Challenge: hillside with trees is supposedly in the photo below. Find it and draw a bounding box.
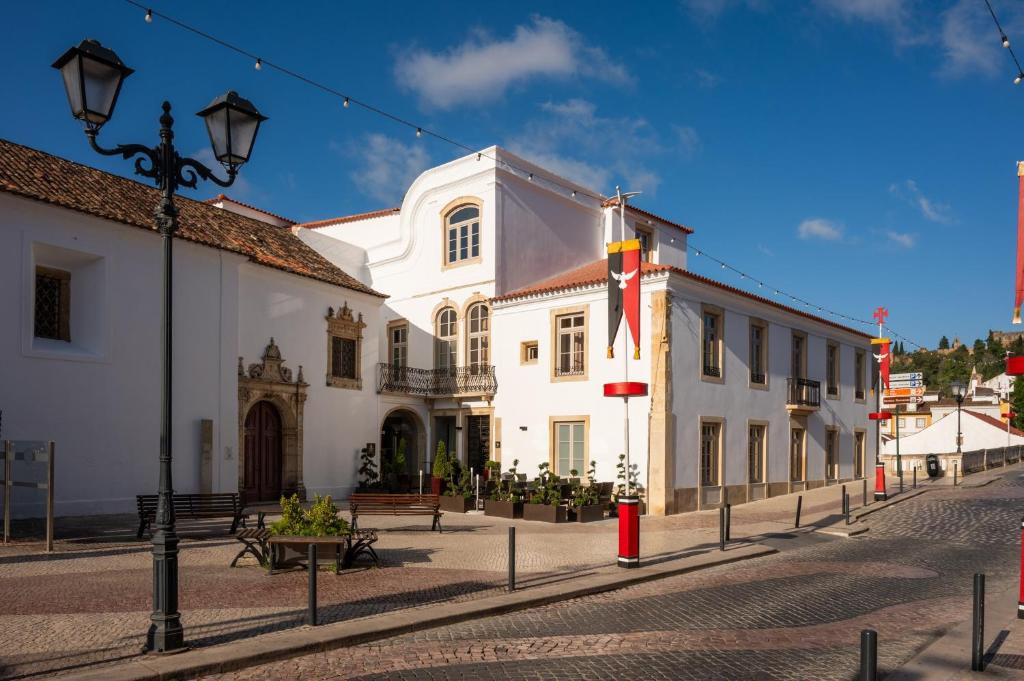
[889,331,1023,397]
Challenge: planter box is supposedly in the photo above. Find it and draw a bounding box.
[484,499,523,519]
[430,477,443,496]
[523,503,567,523]
[439,495,473,513]
[571,504,605,523]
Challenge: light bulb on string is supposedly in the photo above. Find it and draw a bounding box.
[571,190,577,198]
[416,128,423,138]
[528,173,534,181]
[255,58,262,71]
[1015,73,1023,85]
[145,8,153,22]
[1004,34,1011,48]
[343,97,350,108]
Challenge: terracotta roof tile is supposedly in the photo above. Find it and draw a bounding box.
[600,198,694,234]
[204,193,295,225]
[295,207,401,230]
[494,258,871,339]
[0,139,384,297]
[965,410,1024,437]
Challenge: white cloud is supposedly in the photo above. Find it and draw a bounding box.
[679,0,768,24]
[889,179,952,223]
[797,218,843,240]
[694,68,721,88]
[394,17,630,110]
[757,243,775,257]
[345,134,431,204]
[813,0,909,27]
[886,230,916,248]
[938,0,1004,78]
[506,98,671,194]
[674,125,702,158]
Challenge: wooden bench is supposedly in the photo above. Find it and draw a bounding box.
[136,492,247,539]
[348,493,443,532]
[266,530,380,574]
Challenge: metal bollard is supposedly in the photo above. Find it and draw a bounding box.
[845,493,851,526]
[795,495,803,529]
[863,479,868,507]
[899,470,904,494]
[973,573,985,671]
[841,484,846,514]
[954,461,958,487]
[307,544,318,626]
[508,527,516,592]
[725,503,731,542]
[860,629,878,681]
[719,505,726,551]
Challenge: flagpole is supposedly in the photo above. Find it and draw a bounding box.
[617,187,630,496]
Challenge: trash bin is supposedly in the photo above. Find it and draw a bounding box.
[926,453,941,478]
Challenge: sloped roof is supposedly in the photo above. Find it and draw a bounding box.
[494,258,871,339]
[965,410,1024,437]
[0,139,383,297]
[600,197,695,234]
[295,207,401,230]
[204,193,295,225]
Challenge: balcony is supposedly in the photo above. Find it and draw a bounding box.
[786,377,821,414]
[376,363,497,398]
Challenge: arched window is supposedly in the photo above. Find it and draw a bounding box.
[467,303,489,370]
[445,204,480,265]
[435,307,458,371]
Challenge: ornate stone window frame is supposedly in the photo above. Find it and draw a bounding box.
[326,302,366,390]
[238,338,308,500]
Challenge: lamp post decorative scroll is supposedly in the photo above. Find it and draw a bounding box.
[52,39,266,653]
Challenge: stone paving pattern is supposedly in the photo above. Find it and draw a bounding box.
[198,469,1024,680]
[0,470,1011,679]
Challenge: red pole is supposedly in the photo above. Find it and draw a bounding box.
[1019,515,1024,619]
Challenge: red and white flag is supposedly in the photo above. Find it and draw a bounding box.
[1014,161,1024,324]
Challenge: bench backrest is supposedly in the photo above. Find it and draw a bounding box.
[137,493,240,516]
[349,493,438,508]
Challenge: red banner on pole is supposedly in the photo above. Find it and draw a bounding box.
[607,239,642,359]
[1015,162,1024,324]
[874,341,891,390]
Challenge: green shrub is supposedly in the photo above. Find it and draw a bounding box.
[269,494,350,537]
[432,440,451,479]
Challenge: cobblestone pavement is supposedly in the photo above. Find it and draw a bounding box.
[200,469,1024,680]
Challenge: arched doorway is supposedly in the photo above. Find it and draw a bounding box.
[243,400,283,502]
[380,409,421,490]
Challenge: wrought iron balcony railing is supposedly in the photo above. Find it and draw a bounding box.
[376,363,497,397]
[786,377,821,408]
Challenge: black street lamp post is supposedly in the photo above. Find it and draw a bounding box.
[52,39,266,653]
[951,381,966,457]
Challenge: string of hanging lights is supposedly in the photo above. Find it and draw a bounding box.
[983,0,1024,84]
[126,0,928,350]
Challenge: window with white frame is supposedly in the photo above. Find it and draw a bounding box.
[635,227,653,262]
[700,421,721,486]
[702,308,723,378]
[389,323,408,368]
[34,266,70,342]
[915,418,926,429]
[326,302,365,390]
[467,303,489,370]
[435,307,457,371]
[445,204,480,265]
[790,427,805,481]
[826,429,839,479]
[792,332,806,379]
[826,342,840,397]
[554,420,586,477]
[750,321,767,385]
[748,424,766,484]
[556,312,585,376]
[855,350,866,400]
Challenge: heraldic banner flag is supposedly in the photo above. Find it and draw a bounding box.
[1015,161,1024,324]
[607,239,642,359]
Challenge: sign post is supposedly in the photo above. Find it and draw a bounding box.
[604,187,645,569]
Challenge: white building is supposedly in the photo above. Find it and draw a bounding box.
[0,138,876,517]
[881,409,1024,473]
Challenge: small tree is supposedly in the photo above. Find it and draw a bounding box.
[1011,377,1024,432]
[432,440,451,480]
[358,445,379,489]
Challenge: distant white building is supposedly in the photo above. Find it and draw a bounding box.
[881,409,1024,473]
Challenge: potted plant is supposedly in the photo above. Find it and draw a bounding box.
[610,454,645,517]
[569,461,604,523]
[485,459,524,519]
[483,459,501,482]
[439,466,475,513]
[431,440,450,496]
[268,494,351,568]
[523,462,567,523]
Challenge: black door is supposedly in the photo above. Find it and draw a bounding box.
[466,415,490,473]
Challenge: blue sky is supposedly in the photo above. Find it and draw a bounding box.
[2,0,1022,350]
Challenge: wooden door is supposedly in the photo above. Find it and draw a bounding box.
[243,401,282,502]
